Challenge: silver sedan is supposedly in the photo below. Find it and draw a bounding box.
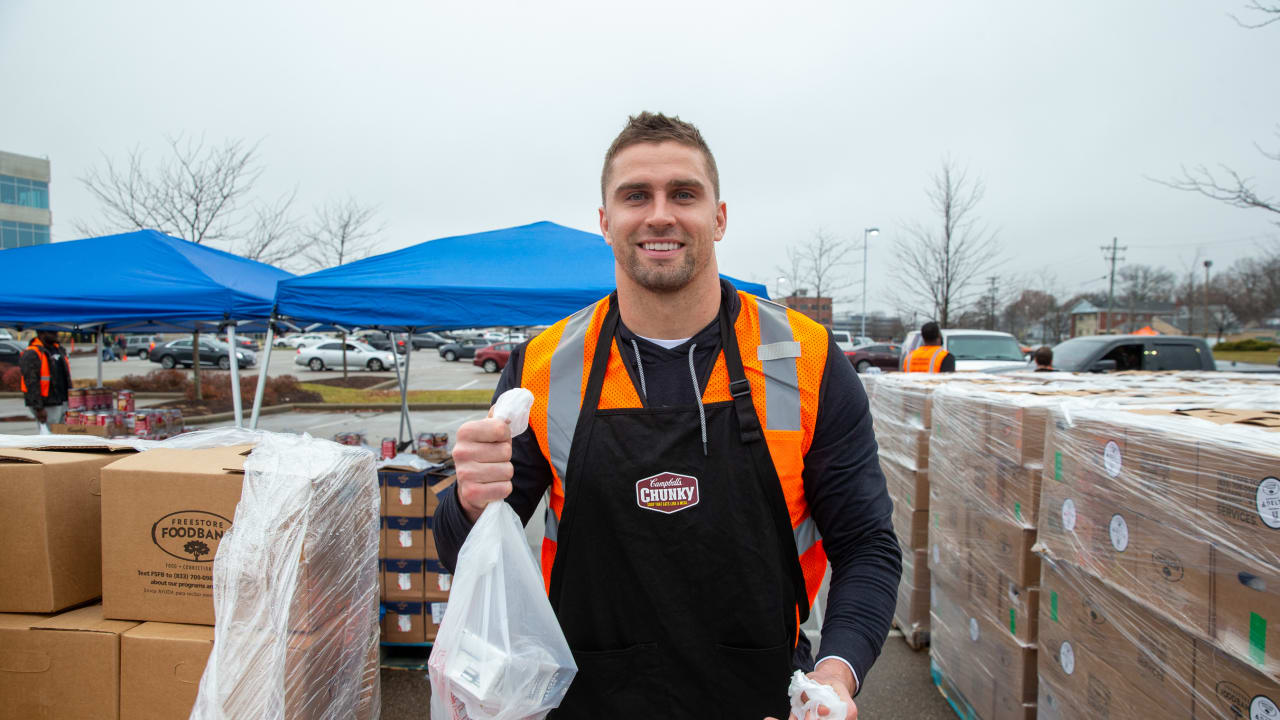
[294,340,395,372]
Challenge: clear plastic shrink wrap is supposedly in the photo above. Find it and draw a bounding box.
[1036,404,1280,720]
[187,428,381,720]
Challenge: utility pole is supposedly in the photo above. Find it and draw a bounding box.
[1203,260,1212,340]
[986,276,999,330]
[1102,237,1126,335]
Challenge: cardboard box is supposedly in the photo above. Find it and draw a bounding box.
[1194,432,1280,569]
[893,501,930,551]
[878,423,931,472]
[968,506,1040,590]
[968,553,1040,645]
[1192,638,1280,720]
[100,445,252,625]
[383,515,434,559]
[993,459,1041,528]
[984,401,1048,469]
[895,549,930,640]
[381,557,451,601]
[381,468,428,516]
[382,599,447,643]
[49,422,126,438]
[120,622,215,720]
[0,445,132,612]
[0,604,138,720]
[882,456,929,512]
[1210,548,1280,679]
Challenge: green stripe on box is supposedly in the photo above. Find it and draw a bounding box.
[1051,591,1059,623]
[1010,609,1017,635]
[1054,452,1063,482]
[906,492,912,508]
[1015,502,1022,522]
[1251,612,1267,666]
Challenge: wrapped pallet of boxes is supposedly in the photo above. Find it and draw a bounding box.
[927,384,1042,720]
[868,374,941,647]
[1036,404,1280,719]
[380,460,456,644]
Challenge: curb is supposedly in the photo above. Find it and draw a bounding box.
[181,402,489,425]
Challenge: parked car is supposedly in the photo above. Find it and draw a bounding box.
[232,336,258,352]
[295,340,395,372]
[899,329,1028,372]
[0,329,14,341]
[1050,335,1215,372]
[151,338,256,369]
[438,338,490,362]
[354,331,407,354]
[0,339,22,365]
[410,332,452,350]
[846,343,902,373]
[830,330,855,353]
[281,332,334,349]
[473,342,516,373]
[123,335,162,359]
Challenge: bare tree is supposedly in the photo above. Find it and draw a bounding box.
[302,197,382,269]
[894,160,1002,327]
[776,229,855,303]
[1117,264,1176,332]
[78,135,263,244]
[240,189,300,267]
[1154,130,1280,228]
[1222,248,1280,326]
[1231,0,1280,28]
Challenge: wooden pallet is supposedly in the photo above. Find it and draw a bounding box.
[380,642,433,671]
[892,618,931,650]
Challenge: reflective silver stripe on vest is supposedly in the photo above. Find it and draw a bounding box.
[756,341,801,362]
[544,505,559,543]
[755,299,802,432]
[794,516,820,556]
[546,304,595,482]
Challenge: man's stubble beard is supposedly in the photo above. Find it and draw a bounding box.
[619,230,704,294]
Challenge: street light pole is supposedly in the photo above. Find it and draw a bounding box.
[861,227,879,340]
[1203,260,1212,340]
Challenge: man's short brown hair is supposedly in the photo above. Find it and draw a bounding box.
[601,112,719,203]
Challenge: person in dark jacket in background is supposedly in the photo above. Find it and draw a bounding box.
[20,329,71,428]
[1033,345,1055,372]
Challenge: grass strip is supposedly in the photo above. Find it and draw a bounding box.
[301,383,493,405]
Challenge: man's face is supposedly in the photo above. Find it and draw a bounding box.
[599,141,726,294]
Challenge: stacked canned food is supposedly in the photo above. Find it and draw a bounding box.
[69,387,116,412]
[333,431,368,447]
[414,432,449,449]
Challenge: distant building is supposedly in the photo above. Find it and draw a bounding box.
[1068,299,1177,337]
[0,150,52,250]
[831,311,901,341]
[781,289,832,325]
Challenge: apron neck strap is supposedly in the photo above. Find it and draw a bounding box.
[579,295,620,416]
[717,296,764,445]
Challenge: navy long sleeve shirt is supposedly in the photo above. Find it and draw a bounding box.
[433,290,902,690]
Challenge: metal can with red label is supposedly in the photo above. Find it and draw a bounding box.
[134,412,149,437]
[381,437,396,459]
[433,432,449,448]
[117,390,134,413]
[97,412,111,427]
[68,389,85,411]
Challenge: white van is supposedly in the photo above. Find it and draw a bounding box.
[899,329,1029,372]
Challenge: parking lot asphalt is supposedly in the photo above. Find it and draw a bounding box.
[65,345,504,391]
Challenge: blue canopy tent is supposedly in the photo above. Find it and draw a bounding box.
[268,220,770,440]
[0,229,294,425]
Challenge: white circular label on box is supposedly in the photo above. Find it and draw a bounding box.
[1252,695,1278,720]
[1257,477,1280,530]
[1060,641,1076,675]
[933,543,940,565]
[1110,514,1130,552]
[1103,440,1122,477]
[1062,499,1077,532]
[969,617,980,642]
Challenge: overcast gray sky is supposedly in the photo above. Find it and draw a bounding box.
[3,0,1277,316]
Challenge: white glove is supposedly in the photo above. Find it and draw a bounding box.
[789,670,848,719]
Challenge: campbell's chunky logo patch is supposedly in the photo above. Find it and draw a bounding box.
[151,510,231,562]
[636,472,699,514]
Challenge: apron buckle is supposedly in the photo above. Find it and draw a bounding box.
[729,379,752,398]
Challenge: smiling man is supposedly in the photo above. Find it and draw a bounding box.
[434,113,901,719]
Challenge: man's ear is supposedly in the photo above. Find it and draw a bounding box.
[599,206,611,245]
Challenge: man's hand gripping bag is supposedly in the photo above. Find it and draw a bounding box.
[428,389,576,719]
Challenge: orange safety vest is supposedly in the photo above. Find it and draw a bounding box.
[19,338,70,398]
[906,344,950,373]
[521,290,831,617]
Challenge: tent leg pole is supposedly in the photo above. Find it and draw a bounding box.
[250,324,274,429]
[96,328,104,387]
[227,325,243,429]
[388,331,407,446]
[401,332,415,451]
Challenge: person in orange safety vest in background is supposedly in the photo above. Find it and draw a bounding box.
[904,321,954,373]
[20,329,72,427]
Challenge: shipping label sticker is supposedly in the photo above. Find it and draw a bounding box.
[398,615,412,632]
[399,530,413,547]
[1253,695,1278,720]
[1109,514,1129,552]
[932,543,940,565]
[1062,498,1077,533]
[431,602,447,624]
[1103,440,1122,478]
[398,573,411,591]
[1060,641,1076,675]
[399,487,413,505]
[1257,477,1280,530]
[635,472,699,515]
[438,573,452,591]
[969,617,980,643]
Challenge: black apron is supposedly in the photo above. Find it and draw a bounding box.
[547,295,808,719]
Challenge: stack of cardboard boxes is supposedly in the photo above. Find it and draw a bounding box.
[380,460,456,644]
[927,385,1044,720]
[1036,405,1280,719]
[868,375,939,647]
[0,438,381,719]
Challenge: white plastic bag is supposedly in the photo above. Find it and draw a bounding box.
[788,670,848,719]
[428,389,576,719]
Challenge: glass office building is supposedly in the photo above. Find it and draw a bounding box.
[0,150,52,250]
